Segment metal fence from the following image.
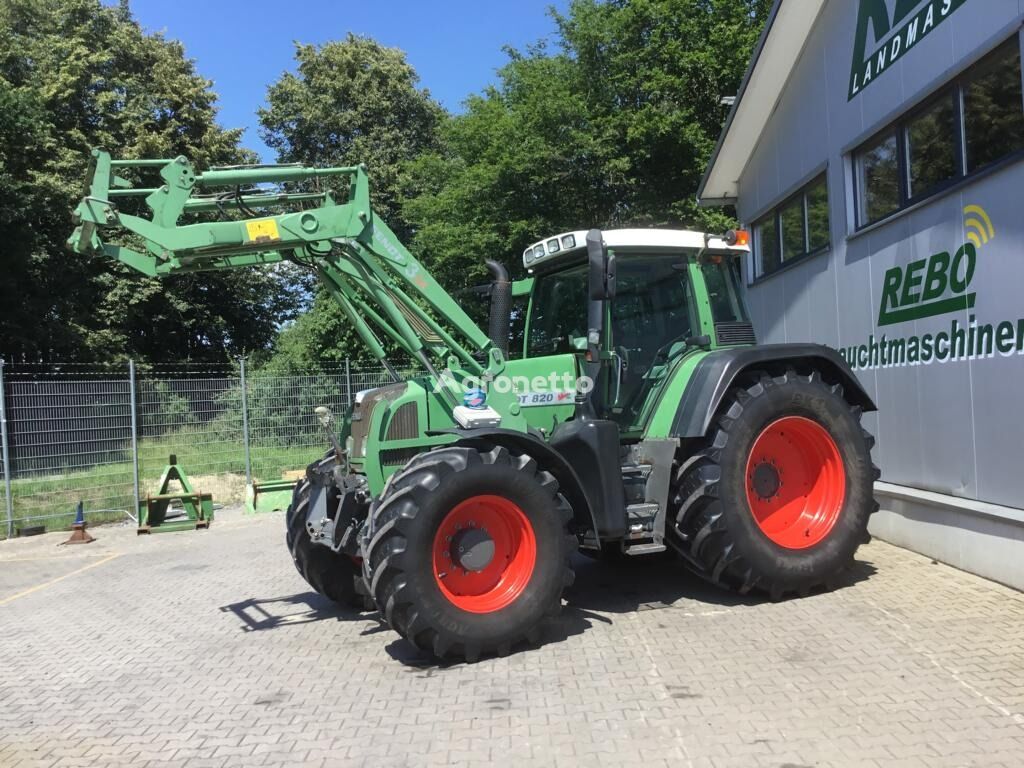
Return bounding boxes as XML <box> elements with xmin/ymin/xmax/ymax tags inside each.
<box><xmin>0</xmin><ymin>359</ymin><xmax>402</xmax><ymax>538</ymax></box>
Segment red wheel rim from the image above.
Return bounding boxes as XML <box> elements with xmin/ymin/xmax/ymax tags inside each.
<box><xmin>744</xmin><ymin>416</ymin><xmax>846</xmax><ymax>549</ymax></box>
<box><xmin>431</xmin><ymin>495</ymin><xmax>537</xmax><ymax>613</ymax></box>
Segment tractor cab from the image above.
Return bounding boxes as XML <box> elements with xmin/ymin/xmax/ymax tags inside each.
<box><xmin>520</xmin><ymin>229</ymin><xmax>753</xmax><ymax>432</ymax></box>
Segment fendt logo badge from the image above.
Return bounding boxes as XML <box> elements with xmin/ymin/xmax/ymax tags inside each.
<box><xmin>849</xmin><ymin>0</ymin><xmax>969</xmax><ymax>100</ymax></box>
<box><xmin>877</xmin><ymin>205</ymin><xmax>991</xmax><ymax>326</ymax></box>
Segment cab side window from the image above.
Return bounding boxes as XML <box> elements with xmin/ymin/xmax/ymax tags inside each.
<box><xmin>527</xmin><ymin>264</ymin><xmax>588</xmax><ymax>356</ymax></box>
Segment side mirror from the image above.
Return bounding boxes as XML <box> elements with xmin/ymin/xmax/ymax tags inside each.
<box><xmin>586</xmin><ymin>229</ymin><xmax>616</xmax><ymax>300</ymax></box>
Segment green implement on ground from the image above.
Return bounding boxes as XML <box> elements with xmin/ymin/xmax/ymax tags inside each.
<box><xmin>138</xmin><ymin>454</ymin><xmax>213</xmax><ymax>534</ymax></box>
<box><xmin>72</xmin><ymin>149</ymin><xmax>880</xmax><ymax>661</ymax></box>
<box><xmin>245</xmin><ymin>474</ymin><xmax>303</xmax><ymax>515</ymax></box>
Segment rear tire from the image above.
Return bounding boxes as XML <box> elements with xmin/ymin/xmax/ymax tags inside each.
<box><xmin>364</xmin><ymin>445</ymin><xmax>576</xmax><ymax>661</ymax></box>
<box><xmin>670</xmin><ymin>368</ymin><xmax>879</xmax><ymax>598</ymax></box>
<box><xmin>286</xmin><ymin>454</ymin><xmax>371</xmax><ymax>609</ymax></box>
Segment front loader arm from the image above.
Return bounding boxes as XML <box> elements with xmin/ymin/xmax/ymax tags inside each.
<box><xmin>68</xmin><ymin>149</ymin><xmax>496</xmax><ymax>380</ymax></box>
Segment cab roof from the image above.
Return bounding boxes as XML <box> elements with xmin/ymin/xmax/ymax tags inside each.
<box><xmin>522</xmin><ymin>228</ymin><xmax>749</xmax><ymax>271</ymax></box>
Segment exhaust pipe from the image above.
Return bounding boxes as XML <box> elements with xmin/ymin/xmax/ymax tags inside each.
<box><xmin>485</xmin><ymin>259</ymin><xmax>511</xmax><ymax>356</ymax></box>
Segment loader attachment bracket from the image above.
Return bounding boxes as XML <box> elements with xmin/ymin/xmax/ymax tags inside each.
<box><xmin>304</xmin><ymin>462</ymin><xmax>367</xmax><ymax>557</ymax></box>
<box><xmin>137</xmin><ymin>454</ymin><xmax>213</xmax><ymax>534</ymax></box>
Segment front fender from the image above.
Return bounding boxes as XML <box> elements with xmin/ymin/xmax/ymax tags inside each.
<box><xmin>426</xmin><ymin>427</ymin><xmax>601</xmax><ymax>542</ymax></box>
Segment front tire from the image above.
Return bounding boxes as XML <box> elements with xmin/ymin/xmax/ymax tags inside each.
<box><xmin>286</xmin><ymin>454</ymin><xmax>370</xmax><ymax>609</ymax></box>
<box><xmin>364</xmin><ymin>445</ymin><xmax>576</xmax><ymax>661</ymax></box>
<box><xmin>670</xmin><ymin>368</ymin><xmax>879</xmax><ymax>598</ymax></box>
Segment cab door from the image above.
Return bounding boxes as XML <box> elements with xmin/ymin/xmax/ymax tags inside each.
<box><xmin>604</xmin><ymin>251</ymin><xmax>700</xmax><ymax>431</ymax></box>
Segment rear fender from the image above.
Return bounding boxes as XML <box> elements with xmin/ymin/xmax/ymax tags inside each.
<box><xmin>670</xmin><ymin>344</ymin><xmax>876</xmax><ymax>438</ymax></box>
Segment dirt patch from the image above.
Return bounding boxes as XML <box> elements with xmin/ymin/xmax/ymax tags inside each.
<box><xmin>144</xmin><ymin>472</ymin><xmax>247</xmax><ymax>505</ymax></box>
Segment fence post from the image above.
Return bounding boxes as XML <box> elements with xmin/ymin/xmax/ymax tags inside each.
<box><xmin>240</xmin><ymin>357</ymin><xmax>252</xmax><ymax>487</ymax></box>
<box><xmin>0</xmin><ymin>359</ymin><xmax>13</xmax><ymax>538</ymax></box>
<box><xmin>129</xmin><ymin>360</ymin><xmax>140</xmax><ymax>520</ymax></box>
<box><xmin>345</xmin><ymin>357</ymin><xmax>353</xmax><ymax>405</ymax></box>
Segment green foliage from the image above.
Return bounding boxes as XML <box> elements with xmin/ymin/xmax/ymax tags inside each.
<box><xmin>262</xmin><ymin>300</ymin><xmax>368</xmax><ymax>371</ymax></box>
<box><xmin>0</xmin><ymin>0</ymin><xmax>300</xmax><ymax>363</ymax></box>
<box><xmin>1</xmin><ymin>0</ymin><xmax>771</xmax><ymax>370</ymax></box>
<box><xmin>136</xmin><ymin>380</ymin><xmax>192</xmax><ymax>433</ymax></box>
<box><xmin>259</xmin><ymin>2</ymin><xmax>771</xmax><ymax>367</ymax></box>
<box><xmin>403</xmin><ymin>0</ymin><xmax>771</xmax><ymax>288</ymax></box>
<box><xmin>257</xmin><ymin>34</ymin><xmax>446</xmax><ymax>370</ymax></box>
<box><xmin>258</xmin><ymin>34</ymin><xmax>445</xmax><ymax>239</ymax></box>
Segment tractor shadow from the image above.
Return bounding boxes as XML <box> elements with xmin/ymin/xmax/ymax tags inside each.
<box><xmin>222</xmin><ymin>556</ymin><xmax>875</xmax><ymax>661</ymax></box>
<box><xmin>383</xmin><ymin>553</ymin><xmax>877</xmax><ymax>670</ymax></box>
<box><xmin>564</xmin><ymin>553</ymin><xmax>876</xmax><ymax>613</ymax></box>
<box><xmin>220</xmin><ymin>591</ymin><xmax>386</xmax><ymax>635</ymax></box>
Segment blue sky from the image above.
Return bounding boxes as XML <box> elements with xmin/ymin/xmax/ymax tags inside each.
<box><xmin>124</xmin><ymin>0</ymin><xmax>570</xmax><ymax>161</ymax></box>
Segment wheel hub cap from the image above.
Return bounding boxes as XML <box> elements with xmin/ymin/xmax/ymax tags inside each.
<box><xmin>750</xmin><ymin>461</ymin><xmax>781</xmax><ymax>500</ymax></box>
<box><xmin>450</xmin><ymin>527</ymin><xmax>495</xmax><ymax>571</ymax></box>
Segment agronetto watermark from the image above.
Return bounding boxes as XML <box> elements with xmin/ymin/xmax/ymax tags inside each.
<box><xmin>433</xmin><ymin>369</ymin><xmax>593</xmax><ymax>408</ymax></box>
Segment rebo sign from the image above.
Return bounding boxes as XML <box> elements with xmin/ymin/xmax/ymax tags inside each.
<box><xmin>849</xmin><ymin>0</ymin><xmax>970</xmax><ymax>100</ymax></box>
<box><xmin>837</xmin><ymin>206</ymin><xmax>1024</xmax><ymax>371</ymax></box>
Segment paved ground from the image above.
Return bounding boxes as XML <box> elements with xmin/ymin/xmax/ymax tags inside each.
<box><xmin>1</xmin><ymin>508</ymin><xmax>1023</xmax><ymax>768</ymax></box>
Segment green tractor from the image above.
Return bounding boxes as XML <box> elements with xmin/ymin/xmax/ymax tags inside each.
<box><xmin>70</xmin><ymin>151</ymin><xmax>879</xmax><ymax>660</ymax></box>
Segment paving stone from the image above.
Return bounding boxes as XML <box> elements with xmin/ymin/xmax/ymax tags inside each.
<box><xmin>1</xmin><ymin>507</ymin><xmax>1022</xmax><ymax>766</ymax></box>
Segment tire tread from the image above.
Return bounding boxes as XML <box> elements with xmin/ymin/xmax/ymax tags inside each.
<box><xmin>670</xmin><ymin>367</ymin><xmax>879</xmax><ymax>599</ymax></box>
<box><xmin>365</xmin><ymin>445</ymin><xmax>576</xmax><ymax>660</ymax></box>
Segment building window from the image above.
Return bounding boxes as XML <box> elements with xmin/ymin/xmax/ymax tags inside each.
<box><xmin>963</xmin><ymin>43</ymin><xmax>1024</xmax><ymax>173</ymax></box>
<box><xmin>805</xmin><ymin>178</ymin><xmax>829</xmax><ymax>252</ymax></box>
<box><xmin>757</xmin><ymin>215</ymin><xmax>780</xmax><ymax>275</ymax></box>
<box><xmin>857</xmin><ymin>132</ymin><xmax>900</xmax><ymax>224</ymax></box>
<box><xmin>854</xmin><ymin>38</ymin><xmax>1024</xmax><ymax>229</ymax></box>
<box><xmin>906</xmin><ymin>94</ymin><xmax>957</xmax><ymax>200</ymax></box>
<box><xmin>753</xmin><ymin>174</ymin><xmax>829</xmax><ymax>279</ymax></box>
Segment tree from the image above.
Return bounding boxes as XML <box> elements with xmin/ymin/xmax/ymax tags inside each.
<box><xmin>401</xmin><ymin>49</ymin><xmax>609</xmax><ymax>289</ymax></box>
<box><xmin>555</xmin><ymin>0</ymin><xmax>771</xmax><ymax>225</ymax></box>
<box><xmin>261</xmin><ymin>1</ymin><xmax>771</xmax><ymax>368</ymax></box>
<box><xmin>0</xmin><ymin>0</ymin><xmax>300</xmax><ymax>362</ymax></box>
<box><xmin>257</xmin><ymin>35</ymin><xmax>445</xmax><ymax>369</ymax></box>
<box><xmin>0</xmin><ymin>80</ymin><xmax>50</xmax><ymax>356</ymax></box>
<box><xmin>258</xmin><ymin>34</ymin><xmax>445</xmax><ymax>239</ymax></box>
<box><xmin>403</xmin><ymin>0</ymin><xmax>772</xmax><ymax>289</ymax></box>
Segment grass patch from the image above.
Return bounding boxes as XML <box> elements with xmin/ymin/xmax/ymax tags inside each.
<box><xmin>3</xmin><ymin>432</ymin><xmax>323</xmax><ymax>539</ymax></box>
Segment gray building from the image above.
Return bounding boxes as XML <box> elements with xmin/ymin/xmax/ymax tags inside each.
<box><xmin>699</xmin><ymin>0</ymin><xmax>1024</xmax><ymax>589</ymax></box>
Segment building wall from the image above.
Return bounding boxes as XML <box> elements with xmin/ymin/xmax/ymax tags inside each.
<box><xmin>734</xmin><ymin>0</ymin><xmax>1024</xmax><ymax>586</ymax></box>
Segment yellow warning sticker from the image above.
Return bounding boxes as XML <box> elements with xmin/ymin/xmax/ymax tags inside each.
<box><xmin>245</xmin><ymin>218</ymin><xmax>281</xmax><ymax>243</ymax></box>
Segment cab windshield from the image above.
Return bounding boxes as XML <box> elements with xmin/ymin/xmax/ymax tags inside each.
<box><xmin>527</xmin><ymin>262</ymin><xmax>590</xmax><ymax>356</ymax></box>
